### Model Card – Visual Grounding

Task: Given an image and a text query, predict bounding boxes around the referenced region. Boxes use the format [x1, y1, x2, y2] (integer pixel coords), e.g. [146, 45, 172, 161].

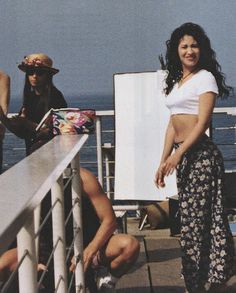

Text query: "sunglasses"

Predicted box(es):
[26, 68, 48, 76]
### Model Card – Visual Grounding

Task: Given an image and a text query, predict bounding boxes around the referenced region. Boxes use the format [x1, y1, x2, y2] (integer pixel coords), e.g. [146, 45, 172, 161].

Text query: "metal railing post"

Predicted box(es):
[104, 148, 111, 199]
[96, 116, 103, 187]
[71, 154, 85, 293]
[51, 175, 68, 293]
[34, 204, 41, 261]
[17, 212, 37, 293]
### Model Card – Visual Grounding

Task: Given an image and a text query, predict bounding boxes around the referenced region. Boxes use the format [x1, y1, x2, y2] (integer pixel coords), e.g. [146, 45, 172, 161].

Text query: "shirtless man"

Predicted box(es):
[0, 168, 140, 292]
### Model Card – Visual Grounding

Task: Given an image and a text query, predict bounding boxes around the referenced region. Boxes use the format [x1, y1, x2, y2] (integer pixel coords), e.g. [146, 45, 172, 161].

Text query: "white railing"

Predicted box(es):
[0, 134, 88, 293]
[4, 110, 115, 188]
[96, 108, 236, 197]
[213, 107, 236, 173]
[95, 110, 114, 187]
[4, 107, 235, 197]
[0, 107, 235, 292]
[214, 107, 236, 115]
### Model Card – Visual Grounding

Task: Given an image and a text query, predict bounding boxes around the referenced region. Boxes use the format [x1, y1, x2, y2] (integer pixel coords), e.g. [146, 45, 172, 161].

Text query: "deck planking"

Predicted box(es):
[146, 237, 185, 293]
[116, 236, 151, 292]
[115, 217, 236, 293]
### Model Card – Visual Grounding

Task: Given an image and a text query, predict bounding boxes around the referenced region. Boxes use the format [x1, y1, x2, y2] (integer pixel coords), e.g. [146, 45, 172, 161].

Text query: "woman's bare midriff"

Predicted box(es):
[171, 114, 199, 143]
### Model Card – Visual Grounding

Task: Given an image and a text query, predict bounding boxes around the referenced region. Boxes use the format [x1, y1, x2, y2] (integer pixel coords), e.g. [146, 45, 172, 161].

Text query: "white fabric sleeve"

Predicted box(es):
[196, 71, 219, 95]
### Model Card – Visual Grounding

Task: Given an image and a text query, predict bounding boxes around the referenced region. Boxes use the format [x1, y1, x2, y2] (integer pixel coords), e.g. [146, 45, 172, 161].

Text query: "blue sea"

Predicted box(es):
[3, 95, 114, 172]
[3, 94, 236, 172]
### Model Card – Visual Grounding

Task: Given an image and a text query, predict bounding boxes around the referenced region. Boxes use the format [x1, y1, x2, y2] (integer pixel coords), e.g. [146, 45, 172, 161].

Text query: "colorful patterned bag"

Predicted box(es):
[36, 108, 96, 135]
[51, 108, 96, 135]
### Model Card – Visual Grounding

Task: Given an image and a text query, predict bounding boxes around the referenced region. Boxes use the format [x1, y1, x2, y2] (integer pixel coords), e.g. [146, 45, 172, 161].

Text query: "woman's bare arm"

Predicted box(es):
[155, 118, 175, 188]
[163, 91, 216, 176]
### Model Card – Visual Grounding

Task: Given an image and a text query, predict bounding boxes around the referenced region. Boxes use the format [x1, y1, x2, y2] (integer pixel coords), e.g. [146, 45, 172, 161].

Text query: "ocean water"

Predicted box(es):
[2, 94, 236, 172]
[3, 95, 114, 172]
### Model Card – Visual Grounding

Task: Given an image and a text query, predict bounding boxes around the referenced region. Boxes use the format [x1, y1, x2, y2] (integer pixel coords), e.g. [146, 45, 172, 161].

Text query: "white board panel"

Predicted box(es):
[114, 70, 177, 200]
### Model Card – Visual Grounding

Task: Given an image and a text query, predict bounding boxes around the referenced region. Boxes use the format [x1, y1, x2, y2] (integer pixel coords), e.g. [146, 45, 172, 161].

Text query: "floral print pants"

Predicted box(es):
[175, 135, 234, 292]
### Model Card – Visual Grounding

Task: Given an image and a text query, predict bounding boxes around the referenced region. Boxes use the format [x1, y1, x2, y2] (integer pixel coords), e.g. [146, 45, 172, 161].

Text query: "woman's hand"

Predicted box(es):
[155, 163, 166, 188]
[162, 152, 182, 176]
[155, 151, 182, 188]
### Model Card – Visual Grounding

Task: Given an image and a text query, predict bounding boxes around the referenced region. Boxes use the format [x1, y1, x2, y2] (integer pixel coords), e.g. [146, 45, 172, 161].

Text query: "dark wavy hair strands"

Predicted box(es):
[164, 22, 232, 98]
[23, 73, 54, 114]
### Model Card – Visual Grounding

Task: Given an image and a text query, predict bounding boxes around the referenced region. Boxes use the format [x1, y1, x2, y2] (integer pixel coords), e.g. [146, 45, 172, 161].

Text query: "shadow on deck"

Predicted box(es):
[116, 218, 236, 293]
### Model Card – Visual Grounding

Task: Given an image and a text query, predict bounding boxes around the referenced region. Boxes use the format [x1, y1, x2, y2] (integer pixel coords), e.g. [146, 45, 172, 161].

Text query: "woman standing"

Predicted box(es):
[155, 23, 234, 292]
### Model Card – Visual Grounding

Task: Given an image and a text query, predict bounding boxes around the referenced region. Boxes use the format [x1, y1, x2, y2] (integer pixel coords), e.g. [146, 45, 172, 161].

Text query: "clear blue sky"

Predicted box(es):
[0, 0, 235, 100]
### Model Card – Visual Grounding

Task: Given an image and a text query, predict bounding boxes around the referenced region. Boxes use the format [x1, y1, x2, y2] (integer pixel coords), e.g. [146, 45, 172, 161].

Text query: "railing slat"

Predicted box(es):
[17, 211, 38, 293]
[71, 154, 85, 292]
[96, 116, 103, 186]
[51, 175, 68, 293]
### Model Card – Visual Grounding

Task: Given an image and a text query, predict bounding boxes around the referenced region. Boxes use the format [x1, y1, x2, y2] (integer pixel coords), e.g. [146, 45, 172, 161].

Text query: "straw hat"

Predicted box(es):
[18, 53, 59, 75]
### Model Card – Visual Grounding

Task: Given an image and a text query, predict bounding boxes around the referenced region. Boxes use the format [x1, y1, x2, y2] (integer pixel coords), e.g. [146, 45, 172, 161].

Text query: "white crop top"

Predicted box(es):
[165, 69, 219, 115]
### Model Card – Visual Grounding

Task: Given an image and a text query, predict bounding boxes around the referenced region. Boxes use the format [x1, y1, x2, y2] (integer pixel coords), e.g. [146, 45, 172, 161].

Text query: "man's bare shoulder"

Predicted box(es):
[80, 168, 106, 199]
[80, 167, 97, 182]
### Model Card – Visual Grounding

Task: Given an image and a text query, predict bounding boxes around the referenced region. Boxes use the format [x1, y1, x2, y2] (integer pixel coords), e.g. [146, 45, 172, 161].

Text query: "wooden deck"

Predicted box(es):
[115, 218, 236, 293]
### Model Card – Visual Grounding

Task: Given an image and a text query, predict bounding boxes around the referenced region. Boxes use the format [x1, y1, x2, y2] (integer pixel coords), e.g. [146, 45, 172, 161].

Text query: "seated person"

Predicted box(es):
[0, 53, 67, 155]
[0, 168, 140, 292]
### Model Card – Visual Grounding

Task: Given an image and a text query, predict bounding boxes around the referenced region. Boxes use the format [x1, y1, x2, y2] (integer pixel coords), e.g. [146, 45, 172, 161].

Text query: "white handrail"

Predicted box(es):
[0, 134, 88, 293]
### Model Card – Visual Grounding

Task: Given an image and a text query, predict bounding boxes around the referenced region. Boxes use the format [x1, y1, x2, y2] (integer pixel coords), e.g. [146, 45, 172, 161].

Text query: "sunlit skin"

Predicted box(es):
[0, 71, 10, 141]
[155, 35, 216, 188]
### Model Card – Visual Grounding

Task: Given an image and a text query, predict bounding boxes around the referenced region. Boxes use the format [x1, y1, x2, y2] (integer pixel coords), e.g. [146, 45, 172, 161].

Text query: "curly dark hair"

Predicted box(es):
[164, 22, 232, 98]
